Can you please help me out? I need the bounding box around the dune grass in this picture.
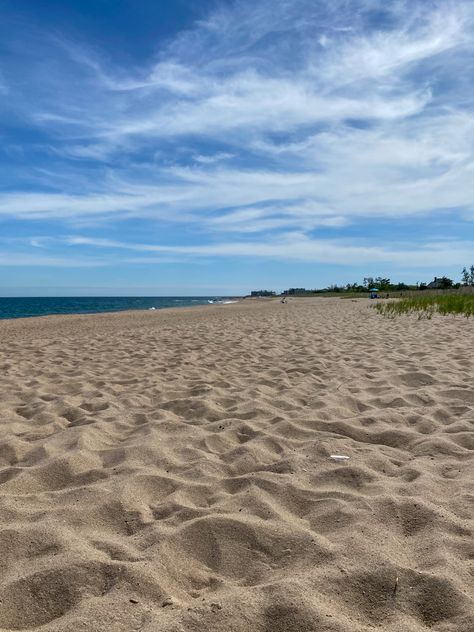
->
[374,293,474,319]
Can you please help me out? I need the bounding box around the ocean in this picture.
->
[0,296,237,320]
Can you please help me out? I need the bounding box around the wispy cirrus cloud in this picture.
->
[1,0,474,283]
[0,253,107,267]
[60,233,474,267]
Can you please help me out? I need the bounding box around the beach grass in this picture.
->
[374,293,474,319]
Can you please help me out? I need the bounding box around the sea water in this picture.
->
[0,296,237,320]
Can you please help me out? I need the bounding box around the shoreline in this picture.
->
[0,294,374,325]
[0,297,245,325]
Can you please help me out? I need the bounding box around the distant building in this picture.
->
[282,288,308,295]
[426,277,443,289]
[250,290,276,297]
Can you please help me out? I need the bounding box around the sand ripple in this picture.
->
[0,299,472,631]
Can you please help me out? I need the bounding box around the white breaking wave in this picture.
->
[208,299,238,305]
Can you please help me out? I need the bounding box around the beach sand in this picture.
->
[0,298,472,631]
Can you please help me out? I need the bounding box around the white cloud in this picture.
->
[193,152,235,164]
[64,233,474,267]
[318,4,468,86]
[0,253,107,267]
[1,0,474,268]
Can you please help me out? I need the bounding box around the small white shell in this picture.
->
[329,455,350,461]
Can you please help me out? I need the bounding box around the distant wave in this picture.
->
[208,299,238,305]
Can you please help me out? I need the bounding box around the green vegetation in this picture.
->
[250,265,474,299]
[374,294,474,319]
[279,266,474,297]
[461,265,474,286]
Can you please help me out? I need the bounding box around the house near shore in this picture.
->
[426,277,444,289]
[250,290,276,297]
[282,288,308,295]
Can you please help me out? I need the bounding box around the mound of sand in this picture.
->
[0,298,472,631]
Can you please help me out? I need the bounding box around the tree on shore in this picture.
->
[363,277,391,291]
[437,276,454,289]
[461,266,474,286]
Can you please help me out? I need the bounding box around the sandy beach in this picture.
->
[0,297,472,632]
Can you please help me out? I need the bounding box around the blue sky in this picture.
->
[1,0,473,296]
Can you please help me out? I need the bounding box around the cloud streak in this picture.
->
[62,234,474,267]
[1,0,474,279]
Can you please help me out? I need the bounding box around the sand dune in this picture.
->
[0,298,472,631]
